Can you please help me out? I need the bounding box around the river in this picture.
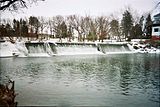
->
[0,54,159,106]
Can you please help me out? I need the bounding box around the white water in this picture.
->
[25,43,50,57]
[56,44,102,55]
[25,42,55,57]
[15,41,28,57]
[45,42,56,56]
[1,41,159,57]
[27,53,50,57]
[99,44,132,54]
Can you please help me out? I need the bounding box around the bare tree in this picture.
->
[47,16,64,41]
[65,17,73,42]
[67,15,85,42]
[96,16,110,42]
[0,0,45,11]
[47,18,53,37]
[53,15,64,41]
[84,16,98,42]
[78,16,87,42]
[37,16,47,40]
[38,16,46,34]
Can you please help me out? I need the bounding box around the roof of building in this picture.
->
[154,13,160,17]
[152,23,160,26]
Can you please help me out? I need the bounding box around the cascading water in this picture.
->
[25,42,54,57]
[55,43,102,55]
[44,42,53,56]
[15,41,28,57]
[98,43,132,54]
[0,41,135,57]
[48,42,57,55]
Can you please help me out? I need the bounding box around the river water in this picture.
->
[0,54,159,106]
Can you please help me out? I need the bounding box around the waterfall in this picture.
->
[14,42,133,57]
[25,42,54,57]
[48,42,57,55]
[55,43,102,55]
[15,42,28,57]
[0,41,135,58]
[98,43,132,54]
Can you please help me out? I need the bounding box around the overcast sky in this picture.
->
[1,0,159,19]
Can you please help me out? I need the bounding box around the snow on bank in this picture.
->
[0,41,20,58]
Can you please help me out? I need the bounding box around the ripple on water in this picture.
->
[0,54,159,106]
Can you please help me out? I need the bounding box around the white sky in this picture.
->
[1,0,159,19]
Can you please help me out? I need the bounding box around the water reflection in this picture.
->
[0,54,159,106]
[119,55,132,95]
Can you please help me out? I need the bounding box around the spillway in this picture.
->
[24,42,56,57]
[55,42,102,55]
[98,43,132,54]
[0,41,136,58]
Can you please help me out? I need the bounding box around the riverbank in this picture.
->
[0,80,17,107]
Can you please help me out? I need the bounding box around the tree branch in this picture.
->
[0,0,21,11]
[0,0,44,11]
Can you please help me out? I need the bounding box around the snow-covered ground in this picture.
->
[127,42,160,54]
[0,41,20,58]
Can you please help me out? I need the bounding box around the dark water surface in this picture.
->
[0,54,159,106]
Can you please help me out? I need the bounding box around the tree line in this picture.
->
[0,9,153,42]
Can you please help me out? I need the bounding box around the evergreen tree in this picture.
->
[67,25,73,42]
[5,23,12,36]
[29,16,40,38]
[13,19,20,36]
[145,14,152,38]
[139,16,144,29]
[87,32,92,41]
[121,10,133,40]
[13,19,28,37]
[56,24,61,38]
[130,24,143,39]
[60,21,67,38]
[110,19,121,41]
[21,19,28,37]
[0,24,6,37]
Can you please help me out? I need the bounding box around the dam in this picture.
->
[0,41,133,57]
